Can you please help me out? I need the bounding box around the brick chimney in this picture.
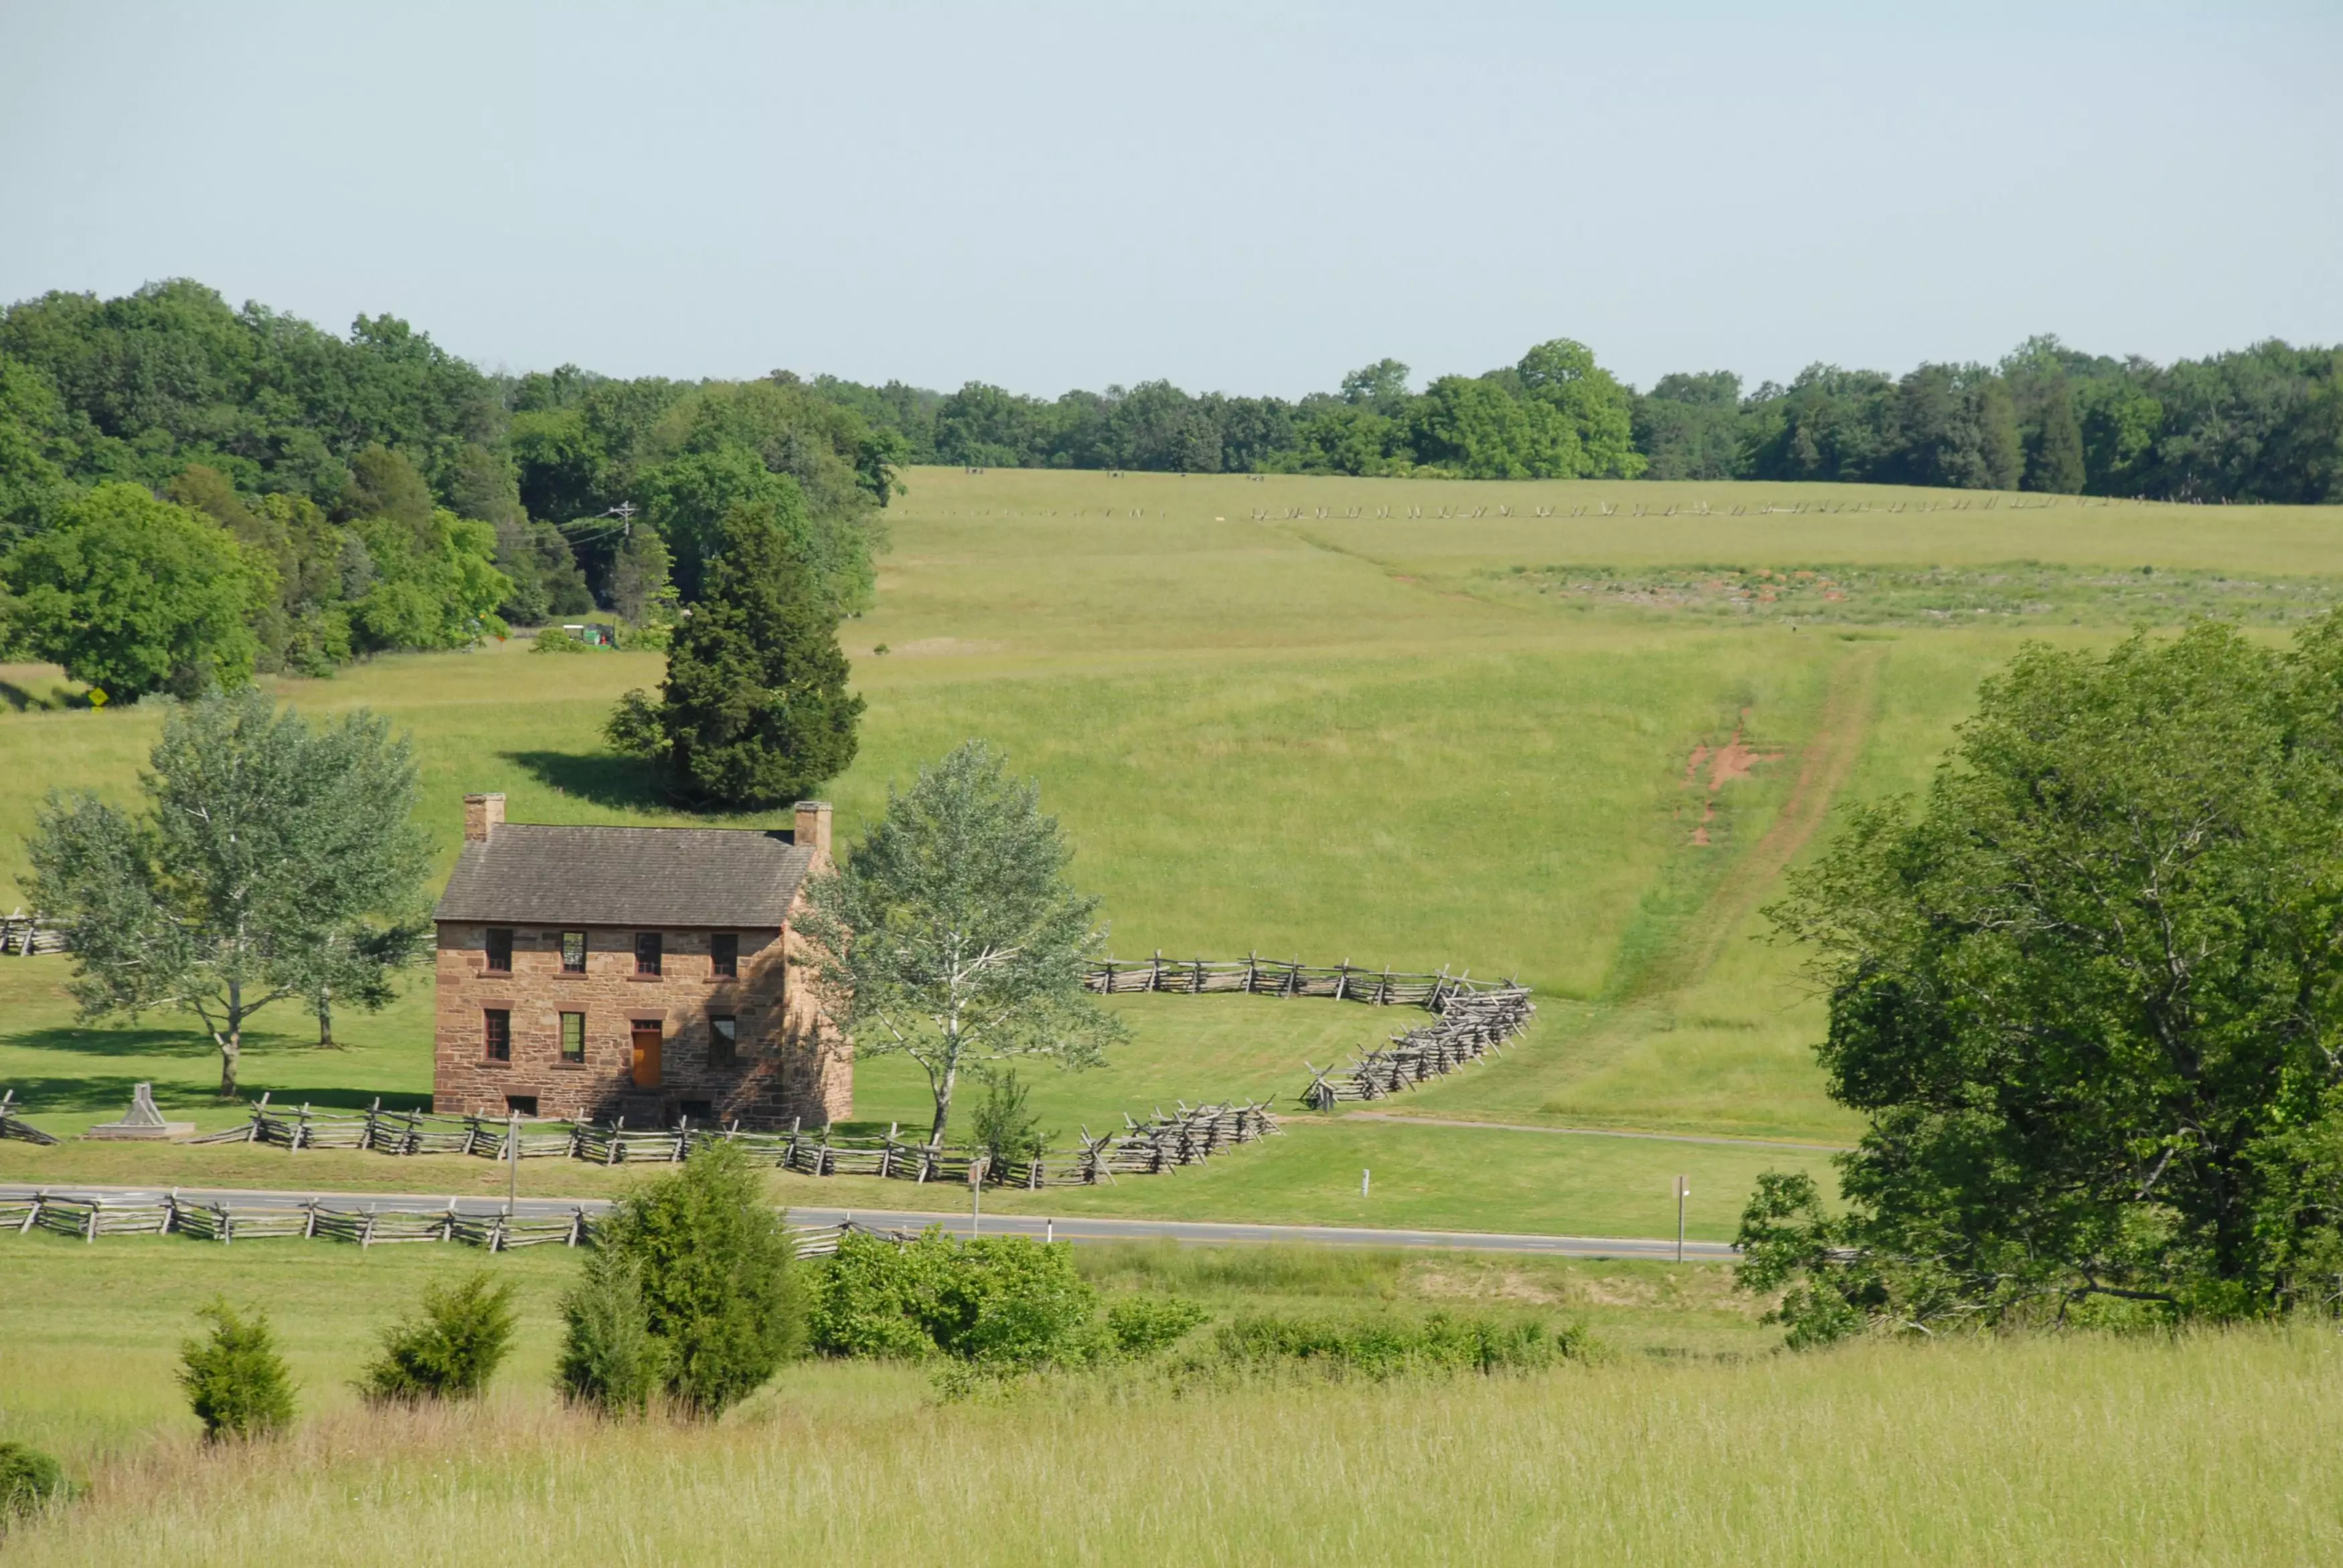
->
[794,800,833,861]
[463,792,505,843]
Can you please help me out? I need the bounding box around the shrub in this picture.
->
[1210,1312,1593,1380]
[594,1139,806,1417]
[532,626,591,654]
[178,1300,296,1440]
[1105,1294,1210,1357]
[810,1230,1101,1371]
[359,1272,519,1403]
[970,1069,1049,1168]
[0,1442,66,1526]
[557,1251,669,1416]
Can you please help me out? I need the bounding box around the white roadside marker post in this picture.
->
[1676,1175,1689,1264]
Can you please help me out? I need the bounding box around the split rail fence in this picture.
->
[151,1090,1283,1189]
[0,1186,865,1259]
[1084,954,1536,1110]
[0,912,67,956]
[1,952,1527,1195]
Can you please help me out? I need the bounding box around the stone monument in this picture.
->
[85,1081,195,1140]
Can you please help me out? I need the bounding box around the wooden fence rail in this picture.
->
[0,1188,890,1260]
[1301,986,1536,1110]
[0,912,69,957]
[0,1090,60,1146]
[1086,954,1514,1010]
[1086,954,1536,1110]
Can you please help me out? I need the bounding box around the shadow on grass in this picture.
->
[1,1072,431,1116]
[2,1023,216,1061]
[3,1019,430,1115]
[502,750,667,811]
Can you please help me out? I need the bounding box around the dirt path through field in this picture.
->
[1623,643,1884,1004]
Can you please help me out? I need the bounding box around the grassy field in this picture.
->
[11,472,2343,1563]
[0,1230,2336,1564]
[6,470,2343,1232]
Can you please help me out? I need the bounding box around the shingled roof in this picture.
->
[434,824,816,928]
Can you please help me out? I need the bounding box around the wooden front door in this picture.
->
[631,1021,663,1088]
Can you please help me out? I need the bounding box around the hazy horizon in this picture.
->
[3,1,2336,397]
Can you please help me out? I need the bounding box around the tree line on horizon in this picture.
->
[2,278,2338,697]
[815,333,2342,503]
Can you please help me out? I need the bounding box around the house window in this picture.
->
[560,931,586,973]
[485,928,513,974]
[710,1014,738,1068]
[712,933,738,979]
[560,1012,586,1063]
[483,1009,511,1061]
[679,1099,714,1124]
[635,932,662,976]
[506,1095,538,1118]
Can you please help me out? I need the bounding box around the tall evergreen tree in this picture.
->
[2028,378,2088,493]
[611,487,862,808]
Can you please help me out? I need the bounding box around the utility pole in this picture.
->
[1675,1175,1689,1264]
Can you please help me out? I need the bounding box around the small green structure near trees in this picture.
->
[1743,618,2343,1339]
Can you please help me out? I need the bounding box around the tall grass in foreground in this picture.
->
[10,1329,2340,1566]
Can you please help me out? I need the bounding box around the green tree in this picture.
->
[343,444,436,539]
[25,687,432,1095]
[1516,338,1645,478]
[1,483,268,698]
[347,509,510,652]
[556,1252,669,1416]
[358,1272,519,1403]
[1408,375,1577,479]
[1748,620,2343,1338]
[2026,376,2088,493]
[636,444,791,602]
[609,495,862,809]
[589,1140,805,1417]
[0,356,76,551]
[178,1300,296,1441]
[799,741,1125,1146]
[608,523,675,627]
[970,1067,1050,1168]
[1338,358,1413,416]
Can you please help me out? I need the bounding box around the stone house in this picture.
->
[431,793,851,1129]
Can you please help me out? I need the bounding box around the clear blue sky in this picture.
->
[2,1,2335,397]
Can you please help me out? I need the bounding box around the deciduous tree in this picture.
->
[25,688,432,1095]
[1,483,268,698]
[799,740,1124,1146]
[1746,620,2343,1338]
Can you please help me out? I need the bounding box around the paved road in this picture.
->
[0,1183,1738,1261]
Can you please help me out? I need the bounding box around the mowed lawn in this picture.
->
[6,470,2343,1232]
